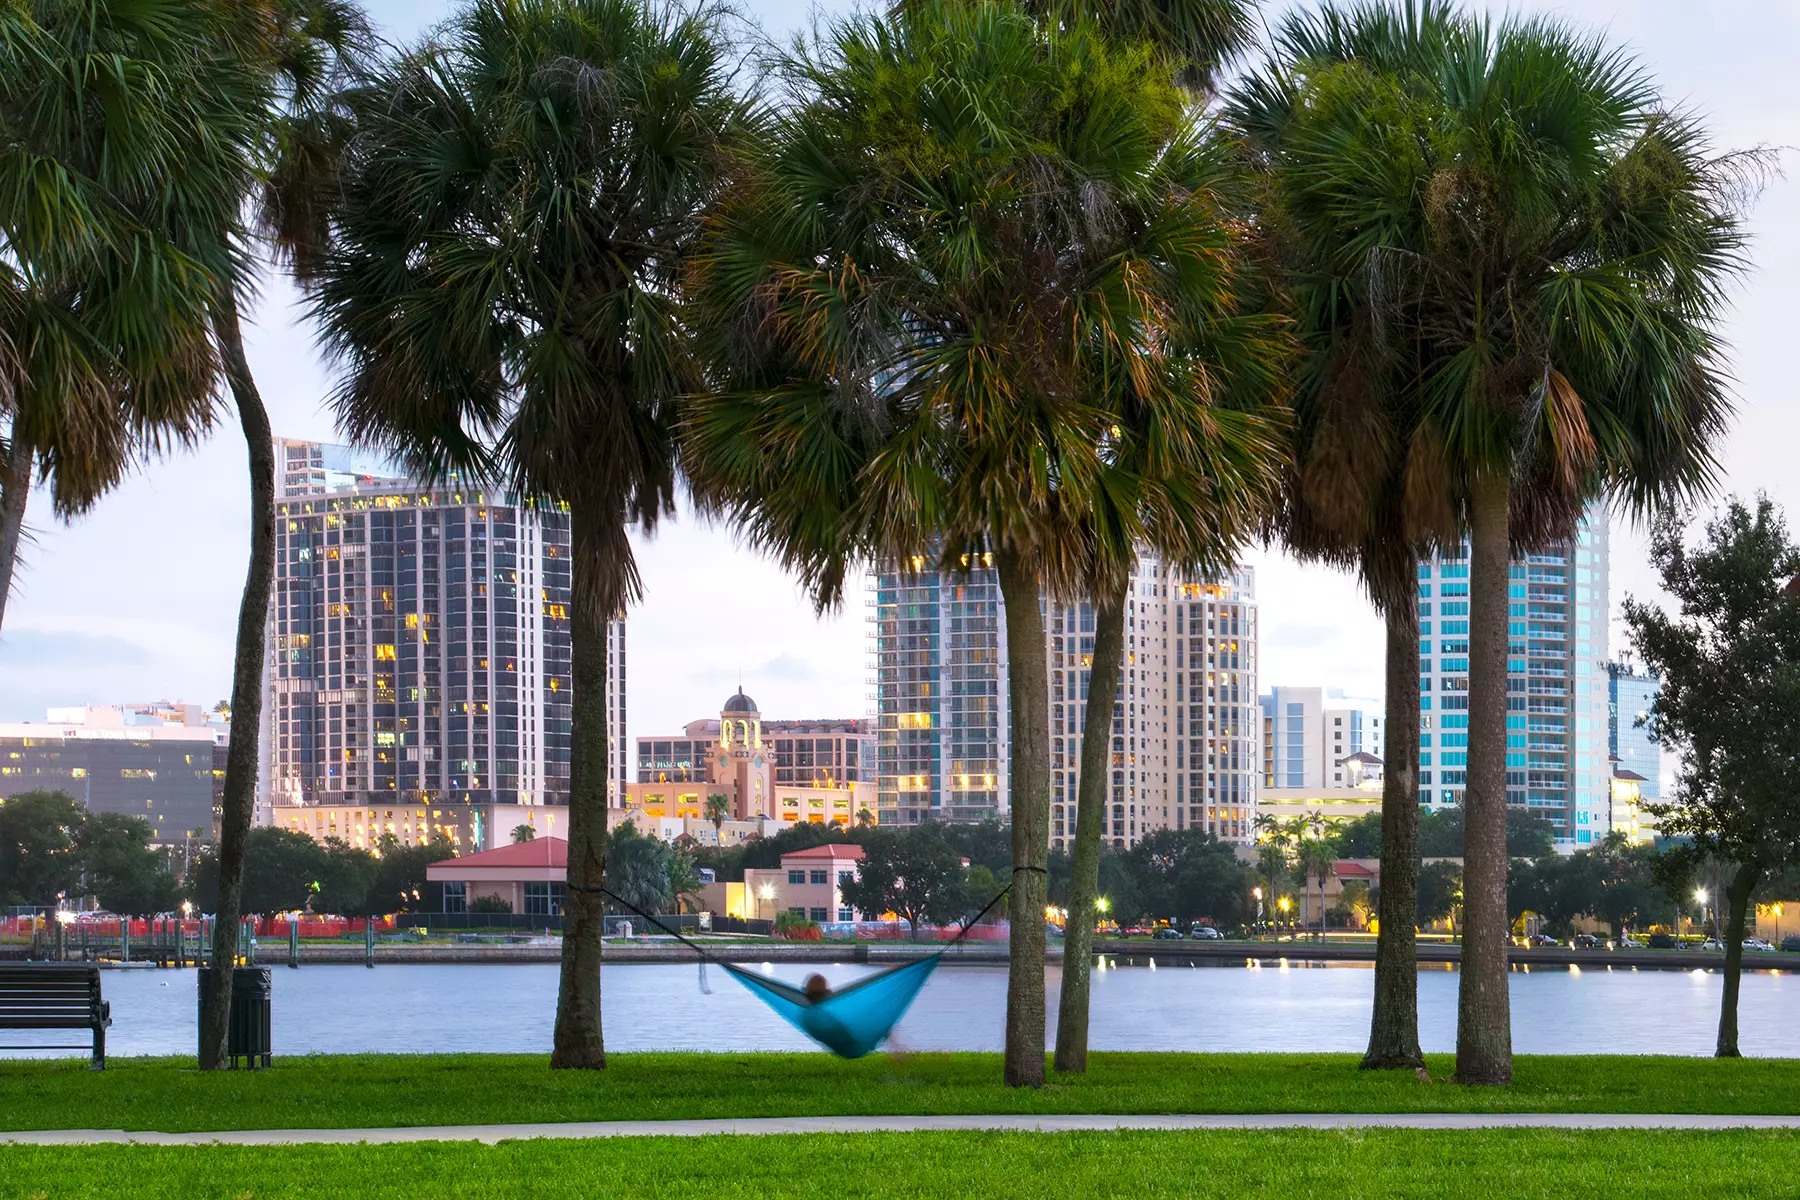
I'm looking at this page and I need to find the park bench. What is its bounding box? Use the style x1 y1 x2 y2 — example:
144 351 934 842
0 964 111 1069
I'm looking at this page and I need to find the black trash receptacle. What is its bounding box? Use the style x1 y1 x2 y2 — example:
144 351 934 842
197 967 272 1068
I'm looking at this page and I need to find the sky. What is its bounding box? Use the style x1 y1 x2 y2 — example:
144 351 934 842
3 0 1797 754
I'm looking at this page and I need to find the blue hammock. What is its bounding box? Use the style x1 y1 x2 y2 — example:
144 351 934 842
596 882 1012 1059
720 958 940 1058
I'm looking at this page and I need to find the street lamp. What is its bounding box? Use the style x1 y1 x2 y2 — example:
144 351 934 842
1253 886 1264 934
1277 895 1291 934
1694 888 1709 940
757 883 776 923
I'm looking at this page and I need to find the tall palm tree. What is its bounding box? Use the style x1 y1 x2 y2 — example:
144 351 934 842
1227 0 1466 1073
309 0 741 1070
1232 0 1748 1084
192 0 376 1072
1052 238 1290 1071
685 0 1217 1088
0 0 234 633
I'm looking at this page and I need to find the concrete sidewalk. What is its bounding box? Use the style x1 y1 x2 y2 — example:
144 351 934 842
8 1113 1800 1145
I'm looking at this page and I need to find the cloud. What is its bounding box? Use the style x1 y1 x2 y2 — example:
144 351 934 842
0 628 150 669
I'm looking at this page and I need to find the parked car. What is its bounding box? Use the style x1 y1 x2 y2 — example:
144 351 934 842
1646 933 1678 950
1616 935 1644 949
1121 925 1152 938
1783 935 1800 954
1573 933 1601 949
1190 925 1225 941
1701 938 1726 952
1742 938 1777 952
1524 933 1558 947
1153 927 1184 941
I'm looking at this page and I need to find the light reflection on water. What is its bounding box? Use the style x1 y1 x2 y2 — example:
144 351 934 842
3 959 1792 1058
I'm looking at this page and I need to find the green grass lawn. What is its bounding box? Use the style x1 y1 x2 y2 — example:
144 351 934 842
2 1053 1798 1133
5 1130 1799 1199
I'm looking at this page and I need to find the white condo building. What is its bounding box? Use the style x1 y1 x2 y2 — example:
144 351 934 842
869 555 1260 847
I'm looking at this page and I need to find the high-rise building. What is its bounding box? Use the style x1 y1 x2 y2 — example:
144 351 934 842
1260 687 1384 791
869 554 1259 847
1417 502 1610 847
266 438 626 847
0 705 226 844
1607 661 1661 804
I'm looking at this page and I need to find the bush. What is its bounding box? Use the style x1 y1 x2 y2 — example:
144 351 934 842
469 895 513 914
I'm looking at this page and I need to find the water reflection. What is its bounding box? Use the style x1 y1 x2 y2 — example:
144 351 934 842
2 960 1791 1058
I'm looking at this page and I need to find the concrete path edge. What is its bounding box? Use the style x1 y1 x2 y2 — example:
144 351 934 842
8 1113 1800 1146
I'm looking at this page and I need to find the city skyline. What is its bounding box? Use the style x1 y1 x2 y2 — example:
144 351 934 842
0 1 1790 793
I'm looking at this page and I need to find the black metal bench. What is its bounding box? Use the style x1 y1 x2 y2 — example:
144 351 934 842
0 964 111 1068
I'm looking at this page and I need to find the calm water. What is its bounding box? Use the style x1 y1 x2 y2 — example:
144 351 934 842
5 959 1795 1059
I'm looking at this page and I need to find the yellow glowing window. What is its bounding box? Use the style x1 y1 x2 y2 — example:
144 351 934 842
120 769 157 780
375 645 397 660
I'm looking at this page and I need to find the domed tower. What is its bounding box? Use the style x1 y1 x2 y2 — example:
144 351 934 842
717 688 769 819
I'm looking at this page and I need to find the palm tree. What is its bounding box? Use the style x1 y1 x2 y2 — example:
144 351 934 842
310 0 741 1070
1051 148 1290 1072
0 0 237 634
685 0 1216 1088
1234 1 1748 1084
1226 1 1466 1071
1023 0 1255 96
704 795 730 842
1251 813 1290 934
194 0 376 1073
1297 836 1335 939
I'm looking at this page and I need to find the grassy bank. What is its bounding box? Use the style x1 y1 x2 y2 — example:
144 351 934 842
5 1130 1799 1198
3 1053 1798 1132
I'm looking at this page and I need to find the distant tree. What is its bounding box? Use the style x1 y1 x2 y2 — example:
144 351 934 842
837 827 965 940
75 813 179 915
605 824 680 917
1417 861 1462 928
367 835 453 915
1340 880 1373 930
1331 813 1384 860
511 825 537 844
1127 829 1248 929
855 807 875 829
1418 807 1556 859
1624 498 1800 1055
312 837 378 917
933 820 1014 877
187 828 327 915
961 865 1002 922
0 790 86 905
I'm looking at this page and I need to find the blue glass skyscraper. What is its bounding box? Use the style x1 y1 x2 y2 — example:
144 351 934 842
1417 501 1611 847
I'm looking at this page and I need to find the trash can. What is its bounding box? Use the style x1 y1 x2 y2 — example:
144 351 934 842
197 967 272 1069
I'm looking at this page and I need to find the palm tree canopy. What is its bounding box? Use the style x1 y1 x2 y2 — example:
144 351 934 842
312 0 742 611
686 0 1282 605
1019 0 1257 95
0 0 272 518
1230 0 1750 543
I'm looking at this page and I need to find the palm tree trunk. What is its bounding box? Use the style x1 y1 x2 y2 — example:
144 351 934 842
1455 468 1513 1085
995 545 1049 1088
0 435 30 633
1364 588 1423 1070
1716 861 1759 1058
1053 582 1126 1074
551 495 613 1069
198 295 274 1071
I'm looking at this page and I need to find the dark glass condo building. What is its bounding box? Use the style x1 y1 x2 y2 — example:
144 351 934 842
0 716 222 844
267 440 626 825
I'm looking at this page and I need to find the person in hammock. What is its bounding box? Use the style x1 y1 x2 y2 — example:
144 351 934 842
804 974 831 1003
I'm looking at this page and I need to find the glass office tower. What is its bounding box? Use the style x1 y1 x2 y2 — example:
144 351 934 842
1417 502 1611 846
